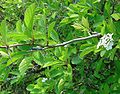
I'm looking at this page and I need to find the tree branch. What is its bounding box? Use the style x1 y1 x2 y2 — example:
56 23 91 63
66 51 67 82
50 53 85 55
0 33 101 50
32 33 101 50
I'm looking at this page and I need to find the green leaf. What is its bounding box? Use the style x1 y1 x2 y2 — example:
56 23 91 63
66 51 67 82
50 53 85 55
0 51 8 57
10 78 19 85
33 52 45 66
26 84 35 91
7 51 29 66
80 43 94 50
43 61 60 68
80 46 95 58
107 18 116 33
38 14 46 34
100 50 106 57
48 21 59 42
72 55 81 64
69 14 79 18
0 63 6 75
111 13 120 21
101 84 110 94
55 79 64 94
66 64 72 81
48 66 64 78
82 17 89 29
24 3 36 37
51 12 57 19
8 32 28 42
19 57 31 75
48 21 56 38
0 20 7 44
16 20 22 32
55 47 61 57
116 39 120 48
71 23 84 30
115 60 120 75
108 49 116 60
94 60 103 78
67 64 72 74
7 57 19 66
60 17 70 25
31 88 40 93
105 1 110 15
101 21 106 35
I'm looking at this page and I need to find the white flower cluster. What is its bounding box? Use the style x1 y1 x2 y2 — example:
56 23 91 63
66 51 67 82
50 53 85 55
97 33 114 50
42 78 48 82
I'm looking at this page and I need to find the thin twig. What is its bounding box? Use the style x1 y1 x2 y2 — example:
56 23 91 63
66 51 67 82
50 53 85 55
0 43 44 48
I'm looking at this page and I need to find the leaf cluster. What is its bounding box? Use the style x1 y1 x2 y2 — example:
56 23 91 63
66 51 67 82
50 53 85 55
0 0 120 94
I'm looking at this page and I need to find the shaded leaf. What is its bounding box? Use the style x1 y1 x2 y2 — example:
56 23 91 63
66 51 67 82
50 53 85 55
80 46 95 58
72 55 81 64
48 21 59 42
38 14 46 34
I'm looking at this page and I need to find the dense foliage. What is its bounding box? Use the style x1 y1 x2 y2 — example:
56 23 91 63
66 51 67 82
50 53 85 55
0 0 120 94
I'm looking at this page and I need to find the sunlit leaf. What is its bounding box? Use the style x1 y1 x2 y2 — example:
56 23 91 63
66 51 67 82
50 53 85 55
43 61 60 68
7 51 29 66
82 17 89 29
111 13 120 21
70 14 79 18
0 51 8 57
100 50 106 57
33 52 45 66
19 57 31 75
16 20 22 32
56 79 64 94
48 21 56 37
24 3 36 37
60 17 70 25
0 20 7 44
71 23 84 30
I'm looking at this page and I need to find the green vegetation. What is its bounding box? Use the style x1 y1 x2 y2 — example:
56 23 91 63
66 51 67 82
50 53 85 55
0 0 120 94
